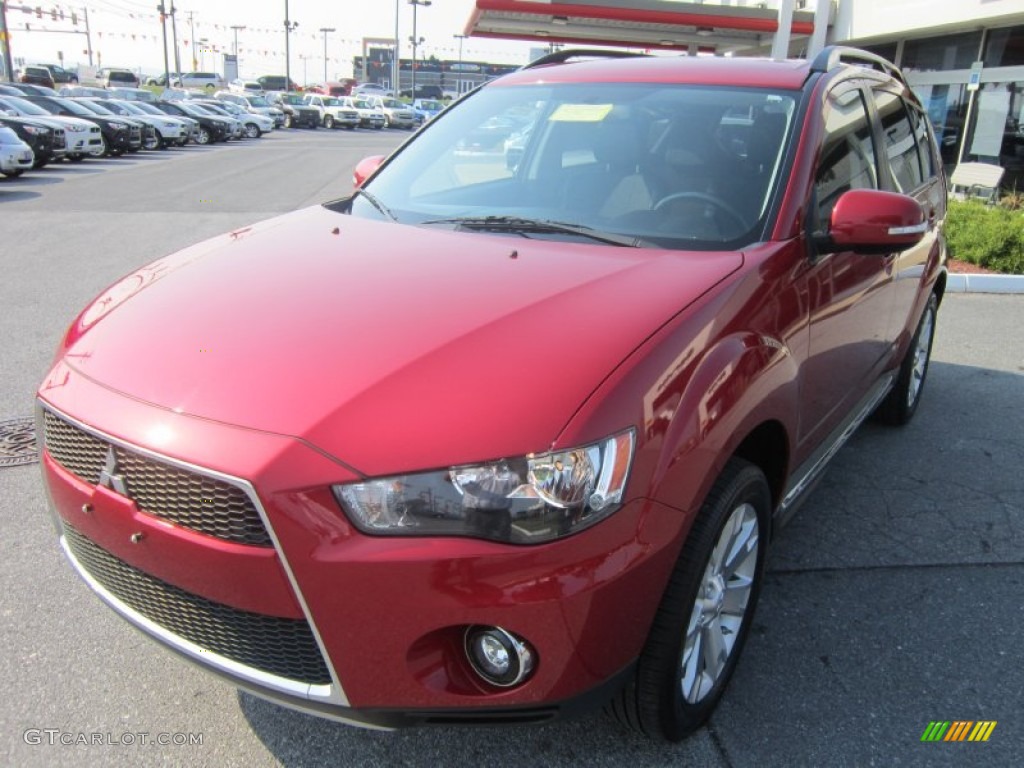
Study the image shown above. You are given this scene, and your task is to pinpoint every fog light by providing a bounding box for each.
[464,626,535,687]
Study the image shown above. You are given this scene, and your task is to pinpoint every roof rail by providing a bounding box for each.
[520,49,648,71]
[809,45,907,87]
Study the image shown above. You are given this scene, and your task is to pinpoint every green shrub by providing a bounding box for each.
[945,200,1024,274]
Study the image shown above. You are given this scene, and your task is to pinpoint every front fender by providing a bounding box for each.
[650,330,798,516]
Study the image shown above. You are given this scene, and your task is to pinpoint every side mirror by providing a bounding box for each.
[821,188,928,254]
[353,154,385,188]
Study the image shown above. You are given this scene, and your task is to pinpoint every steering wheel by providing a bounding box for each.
[653,191,747,232]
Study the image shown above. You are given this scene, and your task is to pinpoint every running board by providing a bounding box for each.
[775,373,895,528]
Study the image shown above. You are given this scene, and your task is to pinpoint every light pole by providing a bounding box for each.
[284,0,298,90]
[408,0,431,98]
[393,0,399,94]
[231,24,245,76]
[319,27,335,83]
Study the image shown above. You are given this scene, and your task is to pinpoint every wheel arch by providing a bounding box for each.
[731,420,789,537]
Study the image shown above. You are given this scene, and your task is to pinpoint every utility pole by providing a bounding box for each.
[319,27,334,84]
[187,10,196,71]
[169,3,181,76]
[157,3,171,85]
[0,1,14,83]
[83,6,94,66]
[231,24,245,77]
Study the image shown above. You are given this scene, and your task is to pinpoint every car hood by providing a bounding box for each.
[60,206,742,476]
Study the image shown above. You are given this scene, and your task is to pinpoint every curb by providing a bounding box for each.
[946,273,1024,294]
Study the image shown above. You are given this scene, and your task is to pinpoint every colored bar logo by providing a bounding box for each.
[921,721,997,742]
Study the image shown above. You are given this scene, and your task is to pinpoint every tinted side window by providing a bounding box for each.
[906,103,937,182]
[815,89,878,223]
[874,90,924,193]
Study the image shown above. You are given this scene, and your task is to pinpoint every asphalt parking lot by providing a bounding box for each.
[1,128,1022,767]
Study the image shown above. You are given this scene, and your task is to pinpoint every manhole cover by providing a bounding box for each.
[0,417,38,468]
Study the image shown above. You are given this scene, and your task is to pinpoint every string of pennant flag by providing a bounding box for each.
[7,2,518,60]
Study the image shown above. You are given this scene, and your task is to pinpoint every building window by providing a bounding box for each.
[901,31,983,72]
[860,42,898,65]
[984,25,1024,68]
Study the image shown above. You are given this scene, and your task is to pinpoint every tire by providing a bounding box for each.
[195,128,211,145]
[154,130,168,150]
[284,113,294,129]
[875,292,938,426]
[143,133,159,151]
[1,169,24,178]
[323,114,335,129]
[609,458,769,741]
[67,153,85,162]
[244,122,260,139]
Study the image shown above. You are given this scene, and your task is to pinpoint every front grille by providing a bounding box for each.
[43,410,271,546]
[53,128,65,149]
[64,525,332,685]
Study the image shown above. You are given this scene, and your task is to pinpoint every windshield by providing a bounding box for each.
[53,98,98,117]
[350,82,797,250]
[180,103,215,117]
[131,102,163,115]
[247,96,270,107]
[353,99,372,109]
[419,100,443,110]
[82,100,116,115]
[115,101,145,115]
[0,96,49,115]
[321,97,341,106]
[382,98,405,109]
[281,94,305,106]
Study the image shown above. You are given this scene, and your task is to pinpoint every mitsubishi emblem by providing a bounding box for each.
[97,445,129,496]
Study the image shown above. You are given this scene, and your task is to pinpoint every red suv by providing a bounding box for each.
[37,47,946,740]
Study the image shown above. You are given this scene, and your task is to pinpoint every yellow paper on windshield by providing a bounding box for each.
[548,103,613,122]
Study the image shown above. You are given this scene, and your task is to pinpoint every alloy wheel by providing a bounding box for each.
[680,502,759,704]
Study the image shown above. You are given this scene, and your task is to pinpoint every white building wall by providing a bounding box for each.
[833,0,1024,42]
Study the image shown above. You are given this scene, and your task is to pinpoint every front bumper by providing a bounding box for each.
[37,365,681,725]
[0,145,34,172]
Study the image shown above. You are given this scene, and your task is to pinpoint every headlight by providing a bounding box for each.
[333,430,635,545]
[22,125,42,135]
[66,123,87,132]
[108,121,127,130]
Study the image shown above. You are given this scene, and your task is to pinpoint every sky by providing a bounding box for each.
[5,0,542,80]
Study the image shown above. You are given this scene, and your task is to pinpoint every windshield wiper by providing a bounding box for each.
[354,188,397,221]
[420,215,650,248]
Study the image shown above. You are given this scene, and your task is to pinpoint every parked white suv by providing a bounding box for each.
[172,72,226,91]
[302,94,359,129]
[344,96,385,129]
[364,95,415,129]
[214,91,286,128]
